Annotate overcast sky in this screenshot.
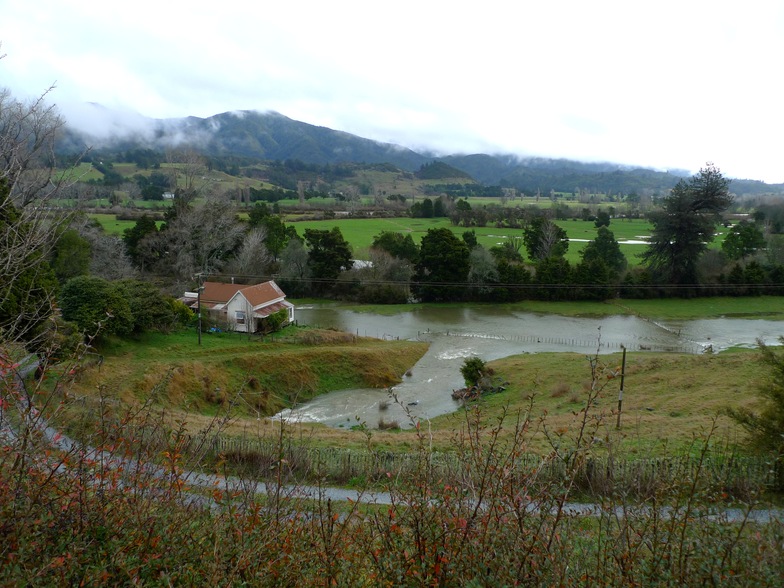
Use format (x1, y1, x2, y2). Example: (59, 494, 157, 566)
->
(3, 0, 783, 182)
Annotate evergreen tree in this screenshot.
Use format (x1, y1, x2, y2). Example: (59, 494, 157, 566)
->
(304, 227, 353, 292)
(59, 276, 134, 338)
(433, 197, 445, 217)
(414, 227, 470, 302)
(123, 215, 158, 268)
(641, 164, 732, 288)
(492, 259, 532, 302)
(722, 220, 766, 260)
(51, 229, 91, 283)
(534, 256, 571, 301)
(573, 258, 612, 301)
(421, 198, 434, 218)
(371, 231, 419, 263)
(581, 227, 627, 277)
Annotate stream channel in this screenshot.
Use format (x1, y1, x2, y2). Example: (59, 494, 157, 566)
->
(275, 304, 784, 429)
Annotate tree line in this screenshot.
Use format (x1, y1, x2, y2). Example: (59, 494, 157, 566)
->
(76, 164, 776, 309)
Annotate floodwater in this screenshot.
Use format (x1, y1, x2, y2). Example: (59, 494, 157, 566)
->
(275, 304, 784, 429)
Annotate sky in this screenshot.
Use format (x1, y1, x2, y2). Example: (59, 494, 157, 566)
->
(3, 0, 783, 183)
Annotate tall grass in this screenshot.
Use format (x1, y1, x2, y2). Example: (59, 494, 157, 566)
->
(2, 345, 782, 585)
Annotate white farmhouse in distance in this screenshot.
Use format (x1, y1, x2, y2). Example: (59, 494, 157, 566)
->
(183, 280, 294, 333)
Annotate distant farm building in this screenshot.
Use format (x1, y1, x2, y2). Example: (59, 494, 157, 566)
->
(183, 280, 294, 333)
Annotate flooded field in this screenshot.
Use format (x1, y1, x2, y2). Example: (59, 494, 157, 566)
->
(276, 305, 784, 429)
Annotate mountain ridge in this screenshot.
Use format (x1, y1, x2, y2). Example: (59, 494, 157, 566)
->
(58, 106, 784, 196)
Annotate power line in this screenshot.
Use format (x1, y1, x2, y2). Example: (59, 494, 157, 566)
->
(195, 272, 784, 292)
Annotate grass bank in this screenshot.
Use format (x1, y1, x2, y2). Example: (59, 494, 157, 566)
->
(67, 327, 428, 418)
(231, 347, 761, 458)
(65, 324, 768, 459)
(435, 349, 761, 454)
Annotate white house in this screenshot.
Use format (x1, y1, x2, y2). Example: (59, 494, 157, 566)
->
(183, 280, 294, 333)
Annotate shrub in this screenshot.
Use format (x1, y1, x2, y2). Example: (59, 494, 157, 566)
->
(460, 356, 487, 387)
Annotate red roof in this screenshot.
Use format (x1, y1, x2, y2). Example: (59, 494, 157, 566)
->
(252, 300, 293, 318)
(237, 281, 286, 307)
(199, 280, 287, 308)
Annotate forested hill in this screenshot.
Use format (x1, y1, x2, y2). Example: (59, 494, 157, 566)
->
(58, 110, 430, 171)
(58, 108, 784, 196)
(440, 154, 784, 197)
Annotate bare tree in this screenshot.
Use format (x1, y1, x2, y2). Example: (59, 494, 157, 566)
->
(538, 220, 565, 259)
(468, 246, 499, 294)
(1, 62, 83, 343)
(164, 198, 245, 279)
(120, 181, 141, 204)
(166, 147, 210, 199)
(277, 238, 311, 296)
(71, 217, 136, 280)
(361, 248, 413, 301)
(225, 227, 272, 278)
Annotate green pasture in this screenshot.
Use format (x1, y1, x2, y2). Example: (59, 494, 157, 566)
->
(608, 296, 784, 321)
(63, 323, 779, 459)
(88, 209, 738, 269)
(90, 213, 164, 235)
(55, 162, 103, 182)
(287, 217, 449, 253)
(287, 217, 655, 264)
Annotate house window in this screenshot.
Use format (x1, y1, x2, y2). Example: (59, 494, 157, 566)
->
(235, 311, 246, 325)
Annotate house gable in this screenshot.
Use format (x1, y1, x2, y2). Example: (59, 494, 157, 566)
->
(184, 280, 293, 330)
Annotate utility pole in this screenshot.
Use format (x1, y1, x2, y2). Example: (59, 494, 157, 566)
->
(196, 274, 204, 346)
(616, 346, 627, 429)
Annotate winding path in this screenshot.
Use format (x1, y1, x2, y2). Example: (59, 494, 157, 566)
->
(2, 356, 782, 524)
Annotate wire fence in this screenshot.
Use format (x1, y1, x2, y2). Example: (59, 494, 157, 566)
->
(416, 330, 704, 354)
(193, 436, 782, 494)
(303, 324, 705, 354)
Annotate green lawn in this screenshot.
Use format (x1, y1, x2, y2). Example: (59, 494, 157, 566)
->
(90, 213, 164, 235)
(286, 216, 654, 264)
(88, 210, 736, 268)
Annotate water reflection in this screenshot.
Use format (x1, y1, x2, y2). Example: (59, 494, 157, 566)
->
(276, 304, 784, 429)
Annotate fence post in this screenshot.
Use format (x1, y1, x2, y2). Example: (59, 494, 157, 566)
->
(616, 346, 627, 429)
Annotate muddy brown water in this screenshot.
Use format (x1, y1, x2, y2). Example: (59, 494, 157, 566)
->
(276, 304, 784, 429)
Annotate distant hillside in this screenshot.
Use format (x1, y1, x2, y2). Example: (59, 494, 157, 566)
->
(59, 109, 430, 171)
(57, 107, 784, 197)
(414, 161, 472, 180)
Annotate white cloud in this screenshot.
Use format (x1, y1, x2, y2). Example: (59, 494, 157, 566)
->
(2, 0, 783, 182)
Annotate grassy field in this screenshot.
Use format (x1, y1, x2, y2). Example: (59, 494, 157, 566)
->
(82, 208, 668, 271)
(86, 209, 738, 268)
(207, 347, 763, 456)
(432, 349, 761, 455)
(60, 319, 775, 458)
(89, 213, 165, 235)
(284, 216, 702, 266)
(67, 327, 428, 419)
(609, 296, 784, 320)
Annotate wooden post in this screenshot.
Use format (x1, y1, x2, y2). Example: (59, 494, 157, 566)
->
(616, 346, 627, 429)
(197, 278, 203, 346)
